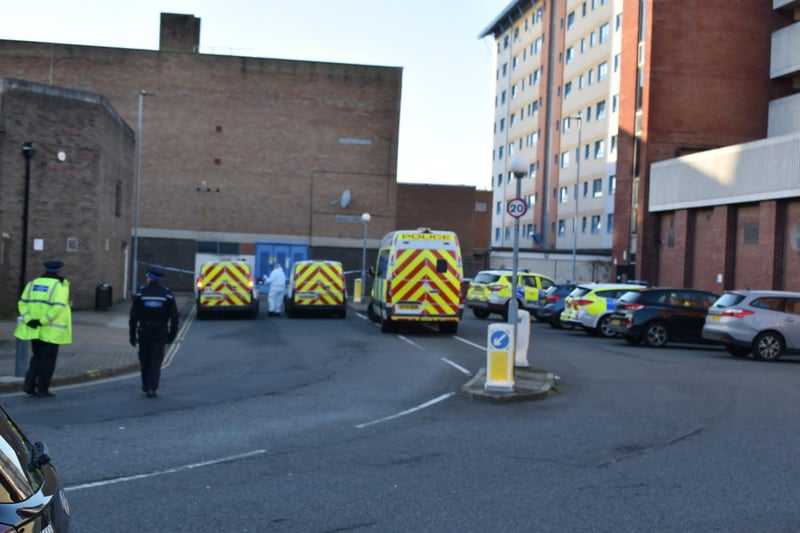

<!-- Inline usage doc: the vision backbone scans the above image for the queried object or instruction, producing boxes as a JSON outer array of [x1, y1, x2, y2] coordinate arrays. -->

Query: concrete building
[[0, 79, 134, 313], [0, 13, 402, 296], [644, 0, 800, 292], [481, 0, 621, 282]]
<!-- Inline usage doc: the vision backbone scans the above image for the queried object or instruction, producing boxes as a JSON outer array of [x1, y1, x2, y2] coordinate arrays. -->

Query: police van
[[196, 260, 260, 319], [367, 228, 463, 334], [284, 260, 347, 318]]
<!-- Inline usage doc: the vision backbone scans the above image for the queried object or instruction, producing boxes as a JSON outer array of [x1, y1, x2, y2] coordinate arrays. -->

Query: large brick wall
[[0, 79, 134, 313], [0, 17, 402, 294]]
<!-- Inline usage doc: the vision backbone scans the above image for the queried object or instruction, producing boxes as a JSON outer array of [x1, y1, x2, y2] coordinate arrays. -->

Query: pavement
[[0, 294, 556, 402]]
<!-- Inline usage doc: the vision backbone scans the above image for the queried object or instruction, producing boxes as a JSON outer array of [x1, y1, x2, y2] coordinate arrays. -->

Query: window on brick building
[[114, 180, 122, 217], [743, 223, 759, 244]]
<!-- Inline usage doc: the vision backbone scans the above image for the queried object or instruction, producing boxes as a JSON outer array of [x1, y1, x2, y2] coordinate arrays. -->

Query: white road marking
[[440, 357, 471, 375], [453, 335, 485, 351], [355, 392, 455, 429], [397, 335, 425, 350], [162, 304, 195, 368], [64, 449, 269, 492]]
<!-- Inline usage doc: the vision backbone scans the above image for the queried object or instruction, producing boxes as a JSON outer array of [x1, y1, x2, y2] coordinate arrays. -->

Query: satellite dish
[[340, 189, 351, 208]]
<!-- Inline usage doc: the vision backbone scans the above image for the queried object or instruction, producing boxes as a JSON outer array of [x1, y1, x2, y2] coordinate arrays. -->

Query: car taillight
[[487, 284, 504, 292], [622, 303, 644, 310], [721, 308, 755, 318], [573, 299, 593, 307], [546, 295, 562, 303]]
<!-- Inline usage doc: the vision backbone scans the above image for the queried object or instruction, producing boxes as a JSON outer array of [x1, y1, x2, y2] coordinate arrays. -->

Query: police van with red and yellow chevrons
[[367, 228, 463, 334], [195, 260, 260, 319], [284, 260, 347, 318]]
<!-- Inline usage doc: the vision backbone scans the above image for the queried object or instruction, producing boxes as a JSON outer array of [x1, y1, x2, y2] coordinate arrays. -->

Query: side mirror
[[368, 266, 375, 277], [28, 441, 51, 471]]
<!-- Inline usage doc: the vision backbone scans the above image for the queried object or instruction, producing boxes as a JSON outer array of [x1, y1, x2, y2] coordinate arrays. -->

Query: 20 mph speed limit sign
[[506, 198, 527, 218]]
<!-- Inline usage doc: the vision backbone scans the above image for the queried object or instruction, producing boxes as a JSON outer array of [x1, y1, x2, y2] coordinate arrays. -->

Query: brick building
[[0, 13, 402, 297], [0, 13, 493, 309], [396, 184, 492, 277], [616, 0, 800, 291], [0, 79, 134, 313]]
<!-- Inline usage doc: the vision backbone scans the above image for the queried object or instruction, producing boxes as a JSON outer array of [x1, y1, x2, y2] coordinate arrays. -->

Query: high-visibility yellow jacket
[[14, 276, 73, 344]]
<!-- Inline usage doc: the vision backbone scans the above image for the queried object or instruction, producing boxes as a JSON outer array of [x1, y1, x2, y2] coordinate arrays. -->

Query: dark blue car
[[536, 283, 577, 328]]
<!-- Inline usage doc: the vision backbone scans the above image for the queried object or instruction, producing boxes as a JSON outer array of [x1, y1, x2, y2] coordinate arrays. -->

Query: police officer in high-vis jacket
[[129, 268, 179, 398], [15, 260, 73, 398]]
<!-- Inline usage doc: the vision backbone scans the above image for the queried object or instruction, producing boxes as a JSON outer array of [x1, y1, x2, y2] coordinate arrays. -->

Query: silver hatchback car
[[702, 290, 800, 361]]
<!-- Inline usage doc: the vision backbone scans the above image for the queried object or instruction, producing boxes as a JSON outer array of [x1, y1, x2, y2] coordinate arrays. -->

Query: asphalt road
[[3, 306, 800, 532]]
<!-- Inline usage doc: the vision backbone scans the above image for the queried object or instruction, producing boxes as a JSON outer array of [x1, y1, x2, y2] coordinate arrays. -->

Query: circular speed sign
[[506, 198, 527, 218]]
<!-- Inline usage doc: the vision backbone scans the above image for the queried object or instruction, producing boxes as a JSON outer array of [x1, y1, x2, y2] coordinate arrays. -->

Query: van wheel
[[440, 322, 458, 335], [338, 306, 347, 318], [196, 306, 206, 320], [366, 301, 379, 323], [472, 309, 490, 319], [380, 316, 396, 333]]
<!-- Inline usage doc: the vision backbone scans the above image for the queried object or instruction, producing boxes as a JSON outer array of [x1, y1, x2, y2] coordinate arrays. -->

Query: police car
[[561, 282, 647, 337], [466, 269, 555, 321]]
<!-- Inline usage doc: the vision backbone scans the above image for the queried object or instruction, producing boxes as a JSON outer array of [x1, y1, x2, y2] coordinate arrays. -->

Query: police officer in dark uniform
[[129, 268, 179, 398]]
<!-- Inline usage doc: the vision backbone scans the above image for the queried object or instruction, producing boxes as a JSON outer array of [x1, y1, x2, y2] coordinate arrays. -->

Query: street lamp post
[[570, 114, 583, 282], [508, 155, 529, 332], [132, 90, 147, 296], [360, 212, 371, 302], [19, 142, 35, 297]]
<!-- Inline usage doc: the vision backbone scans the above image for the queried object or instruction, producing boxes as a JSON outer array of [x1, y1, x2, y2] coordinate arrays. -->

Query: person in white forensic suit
[[267, 263, 286, 316]]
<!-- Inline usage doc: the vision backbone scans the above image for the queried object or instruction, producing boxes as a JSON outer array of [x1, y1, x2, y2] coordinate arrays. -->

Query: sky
[[0, 0, 513, 190]]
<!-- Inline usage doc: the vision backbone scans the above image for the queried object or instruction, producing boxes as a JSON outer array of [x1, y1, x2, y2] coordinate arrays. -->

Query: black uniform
[[129, 275, 179, 397]]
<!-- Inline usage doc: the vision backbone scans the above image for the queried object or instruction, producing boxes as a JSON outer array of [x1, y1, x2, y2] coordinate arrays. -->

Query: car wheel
[[549, 315, 564, 329], [624, 335, 641, 345], [725, 345, 750, 358], [472, 308, 490, 319], [643, 322, 669, 348], [596, 314, 616, 337], [501, 302, 510, 322], [752, 331, 785, 361]]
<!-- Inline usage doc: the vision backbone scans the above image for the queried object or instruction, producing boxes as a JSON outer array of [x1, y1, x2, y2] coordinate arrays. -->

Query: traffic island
[[461, 366, 558, 403]]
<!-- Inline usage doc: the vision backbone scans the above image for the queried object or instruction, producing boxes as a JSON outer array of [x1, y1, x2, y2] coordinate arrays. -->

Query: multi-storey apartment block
[[481, 0, 621, 282]]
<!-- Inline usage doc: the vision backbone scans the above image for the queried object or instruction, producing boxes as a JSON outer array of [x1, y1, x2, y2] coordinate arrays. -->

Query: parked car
[[536, 283, 577, 328], [608, 288, 719, 347], [0, 404, 70, 531], [561, 283, 647, 337], [702, 290, 800, 361], [465, 270, 554, 321]]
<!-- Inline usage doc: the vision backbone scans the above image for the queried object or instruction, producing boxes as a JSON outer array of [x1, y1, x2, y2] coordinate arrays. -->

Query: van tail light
[[573, 299, 593, 307], [721, 308, 755, 319], [621, 303, 644, 311], [487, 284, 504, 292], [247, 275, 254, 289], [546, 295, 562, 303], [196, 276, 205, 292]]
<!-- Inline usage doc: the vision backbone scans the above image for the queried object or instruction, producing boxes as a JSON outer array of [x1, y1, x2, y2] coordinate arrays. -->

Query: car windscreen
[[711, 293, 746, 308]]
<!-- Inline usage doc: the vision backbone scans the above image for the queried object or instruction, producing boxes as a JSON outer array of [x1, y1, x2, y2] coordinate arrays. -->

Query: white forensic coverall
[[267, 264, 286, 314]]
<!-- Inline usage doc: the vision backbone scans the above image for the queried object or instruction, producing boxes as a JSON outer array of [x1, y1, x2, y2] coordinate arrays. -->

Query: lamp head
[[361, 213, 371, 222], [510, 155, 528, 177]]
